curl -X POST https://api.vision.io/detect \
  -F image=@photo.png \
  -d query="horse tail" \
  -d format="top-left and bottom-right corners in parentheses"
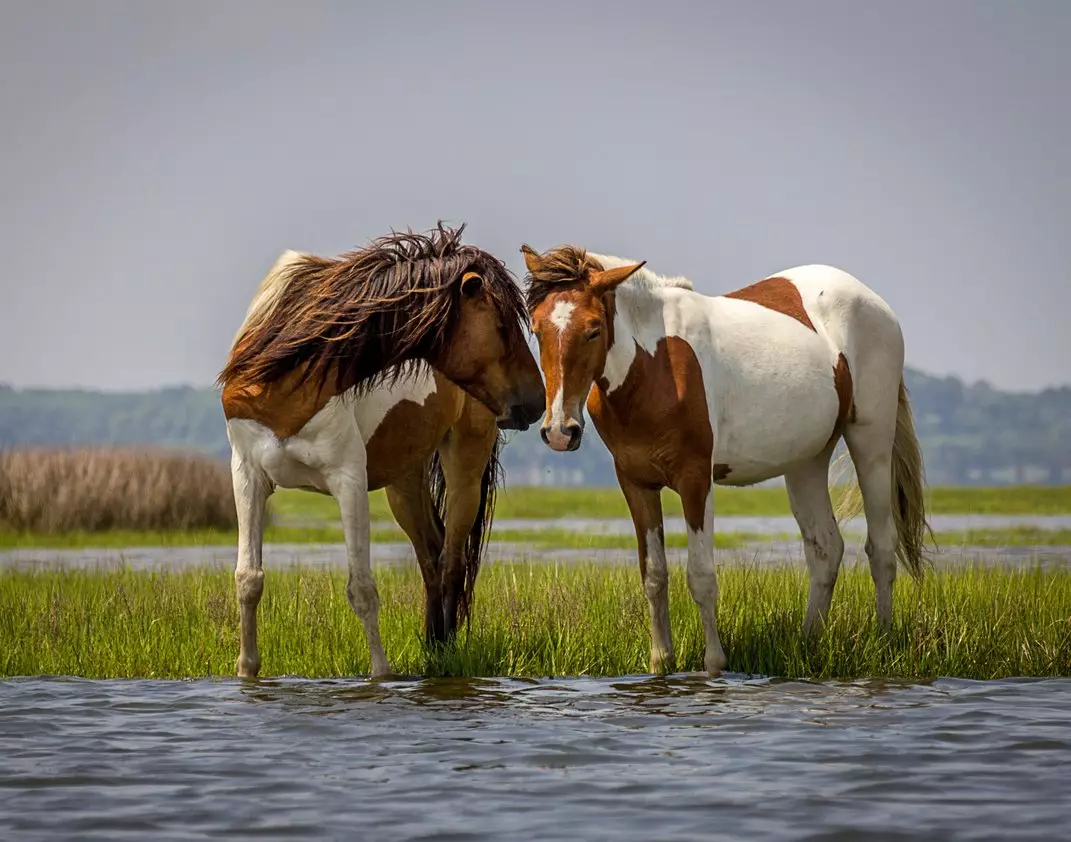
top-left (887, 378), bottom-right (935, 579)
top-left (833, 377), bottom-right (935, 580)
top-left (428, 431), bottom-right (504, 628)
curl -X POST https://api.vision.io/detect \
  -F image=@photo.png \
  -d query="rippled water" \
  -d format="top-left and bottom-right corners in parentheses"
top-left (2, 675), bottom-right (1069, 841)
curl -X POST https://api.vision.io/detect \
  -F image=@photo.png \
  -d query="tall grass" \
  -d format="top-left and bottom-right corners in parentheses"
top-left (0, 447), bottom-right (241, 532)
top-left (3, 562), bottom-right (1068, 680)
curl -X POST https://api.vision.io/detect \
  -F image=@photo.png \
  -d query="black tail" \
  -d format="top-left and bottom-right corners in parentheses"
top-left (428, 432), bottom-right (504, 629)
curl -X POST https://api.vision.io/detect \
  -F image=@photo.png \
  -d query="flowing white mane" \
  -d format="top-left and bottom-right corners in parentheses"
top-left (587, 252), bottom-right (694, 291)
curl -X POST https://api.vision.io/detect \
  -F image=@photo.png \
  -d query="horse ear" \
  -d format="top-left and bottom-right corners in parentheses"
top-left (520, 244), bottom-right (542, 275)
top-left (590, 261), bottom-right (646, 293)
top-left (460, 271), bottom-right (483, 298)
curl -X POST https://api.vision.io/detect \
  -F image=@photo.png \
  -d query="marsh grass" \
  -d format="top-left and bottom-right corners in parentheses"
top-left (0, 447), bottom-right (241, 532)
top-left (3, 562), bottom-right (1068, 680)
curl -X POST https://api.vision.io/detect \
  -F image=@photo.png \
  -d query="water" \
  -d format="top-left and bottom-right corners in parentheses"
top-left (2, 675), bottom-right (1069, 841)
top-left (5, 538), bottom-right (1071, 573)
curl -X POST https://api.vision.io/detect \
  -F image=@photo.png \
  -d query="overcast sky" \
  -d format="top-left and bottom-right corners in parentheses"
top-left (1, 1), bottom-right (1068, 392)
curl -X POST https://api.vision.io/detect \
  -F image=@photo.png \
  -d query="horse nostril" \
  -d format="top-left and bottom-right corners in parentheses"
top-left (540, 427), bottom-right (550, 445)
top-left (564, 422), bottom-right (582, 449)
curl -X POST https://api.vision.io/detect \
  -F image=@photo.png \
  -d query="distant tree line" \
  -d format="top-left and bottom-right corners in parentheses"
top-left (2, 367), bottom-right (1069, 486)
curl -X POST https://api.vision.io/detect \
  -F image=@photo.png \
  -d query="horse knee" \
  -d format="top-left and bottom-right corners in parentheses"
top-left (686, 562), bottom-right (717, 603)
top-left (644, 561), bottom-right (669, 602)
top-left (235, 568), bottom-right (264, 607)
top-left (347, 575), bottom-right (380, 617)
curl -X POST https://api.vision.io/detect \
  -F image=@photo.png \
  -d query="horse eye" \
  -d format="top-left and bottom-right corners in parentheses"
top-left (586, 329), bottom-right (601, 342)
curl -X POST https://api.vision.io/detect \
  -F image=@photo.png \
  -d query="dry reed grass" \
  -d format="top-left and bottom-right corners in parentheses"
top-left (0, 447), bottom-right (239, 532)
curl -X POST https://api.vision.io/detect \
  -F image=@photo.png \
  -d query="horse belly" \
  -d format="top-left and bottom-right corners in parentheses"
top-left (709, 341), bottom-right (840, 484)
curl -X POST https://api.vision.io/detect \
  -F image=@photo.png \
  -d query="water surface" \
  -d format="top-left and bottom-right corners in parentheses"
top-left (2, 675), bottom-right (1069, 841)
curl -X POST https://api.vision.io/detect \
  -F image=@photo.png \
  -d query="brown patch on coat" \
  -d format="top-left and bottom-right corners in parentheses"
top-left (723, 276), bottom-right (817, 333)
top-left (365, 371), bottom-right (466, 489)
top-left (712, 463), bottom-right (732, 482)
top-left (587, 336), bottom-right (714, 533)
top-left (827, 352), bottom-right (856, 447)
top-left (221, 363), bottom-right (340, 440)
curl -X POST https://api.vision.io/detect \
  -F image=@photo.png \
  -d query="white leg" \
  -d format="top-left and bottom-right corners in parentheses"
top-left (683, 484), bottom-right (728, 677)
top-left (785, 453), bottom-right (845, 635)
top-left (618, 475), bottom-right (674, 674)
top-left (231, 451), bottom-right (270, 679)
top-left (644, 528), bottom-right (676, 674)
top-left (844, 428), bottom-right (898, 630)
top-left (328, 460), bottom-right (390, 678)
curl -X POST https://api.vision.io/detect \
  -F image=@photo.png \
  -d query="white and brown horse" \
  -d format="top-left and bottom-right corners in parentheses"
top-left (522, 244), bottom-right (933, 677)
top-left (217, 224), bottom-right (543, 679)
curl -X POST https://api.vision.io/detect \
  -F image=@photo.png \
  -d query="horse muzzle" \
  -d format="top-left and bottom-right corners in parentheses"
top-left (497, 386), bottom-right (545, 431)
top-left (540, 419), bottom-right (584, 452)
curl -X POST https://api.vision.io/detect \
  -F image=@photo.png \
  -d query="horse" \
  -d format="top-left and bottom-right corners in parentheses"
top-left (217, 223), bottom-right (544, 679)
top-left (521, 243), bottom-right (934, 677)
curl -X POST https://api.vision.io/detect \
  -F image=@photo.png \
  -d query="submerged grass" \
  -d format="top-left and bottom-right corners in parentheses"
top-left (272, 484), bottom-right (1071, 524)
top-left (3, 563), bottom-right (1068, 681)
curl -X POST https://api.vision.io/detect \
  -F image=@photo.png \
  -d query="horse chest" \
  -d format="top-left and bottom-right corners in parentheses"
top-left (588, 389), bottom-right (713, 490)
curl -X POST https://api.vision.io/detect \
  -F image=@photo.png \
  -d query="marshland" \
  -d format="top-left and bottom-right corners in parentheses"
top-left (3, 447), bottom-right (1070, 681)
top-left (5, 5), bottom-right (1071, 840)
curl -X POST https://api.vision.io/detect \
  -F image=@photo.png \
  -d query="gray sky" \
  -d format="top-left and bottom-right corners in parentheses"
top-left (1, 0), bottom-right (1068, 392)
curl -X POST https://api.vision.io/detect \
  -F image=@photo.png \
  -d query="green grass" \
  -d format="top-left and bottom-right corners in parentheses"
top-left (0, 526), bottom-right (764, 551)
top-left (271, 484), bottom-right (1071, 524)
top-left (3, 562), bottom-right (1068, 681)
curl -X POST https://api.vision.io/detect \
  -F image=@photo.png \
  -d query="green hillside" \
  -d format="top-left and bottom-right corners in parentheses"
top-left (2, 368), bottom-right (1069, 486)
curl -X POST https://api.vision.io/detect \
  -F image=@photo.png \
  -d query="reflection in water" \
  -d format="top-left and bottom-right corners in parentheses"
top-left (2, 674), bottom-right (1069, 841)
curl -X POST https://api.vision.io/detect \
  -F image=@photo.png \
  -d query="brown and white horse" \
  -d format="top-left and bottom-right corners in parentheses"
top-left (522, 244), bottom-right (933, 677)
top-left (217, 224), bottom-right (543, 679)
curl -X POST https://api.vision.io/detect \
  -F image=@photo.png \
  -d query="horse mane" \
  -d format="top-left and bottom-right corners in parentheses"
top-left (218, 222), bottom-right (527, 398)
top-left (523, 244), bottom-right (693, 314)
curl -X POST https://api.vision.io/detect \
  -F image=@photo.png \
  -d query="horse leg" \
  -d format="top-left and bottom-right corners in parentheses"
top-left (679, 476), bottom-right (728, 677)
top-left (231, 451), bottom-right (271, 678)
top-left (785, 449), bottom-right (845, 635)
top-left (327, 451), bottom-right (390, 678)
top-left (843, 424), bottom-right (898, 631)
top-left (437, 413), bottom-right (497, 639)
top-left (618, 473), bottom-right (674, 674)
top-left (385, 468), bottom-right (446, 644)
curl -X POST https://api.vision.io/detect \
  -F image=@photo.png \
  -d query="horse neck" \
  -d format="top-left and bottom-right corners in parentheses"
top-left (599, 284), bottom-right (665, 393)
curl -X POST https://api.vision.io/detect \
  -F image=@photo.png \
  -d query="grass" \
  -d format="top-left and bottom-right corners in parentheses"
top-left (0, 525), bottom-right (764, 551)
top-left (272, 484), bottom-right (1071, 524)
top-left (3, 562), bottom-right (1069, 681)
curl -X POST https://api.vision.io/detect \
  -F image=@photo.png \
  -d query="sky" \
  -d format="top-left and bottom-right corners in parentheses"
top-left (1, 0), bottom-right (1069, 392)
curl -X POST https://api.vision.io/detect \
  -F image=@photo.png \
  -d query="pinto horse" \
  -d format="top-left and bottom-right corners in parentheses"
top-left (522, 244), bottom-right (933, 677)
top-left (217, 224), bottom-right (543, 678)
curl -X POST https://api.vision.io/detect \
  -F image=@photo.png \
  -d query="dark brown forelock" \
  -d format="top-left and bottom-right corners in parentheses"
top-left (523, 245), bottom-right (605, 315)
top-left (218, 222), bottom-right (528, 397)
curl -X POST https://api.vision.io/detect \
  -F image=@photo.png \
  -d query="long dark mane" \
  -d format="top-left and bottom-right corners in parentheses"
top-left (218, 222), bottom-right (527, 397)
top-left (521, 244), bottom-right (603, 314)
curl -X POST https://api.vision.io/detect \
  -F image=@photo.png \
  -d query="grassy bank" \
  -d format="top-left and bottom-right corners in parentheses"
top-left (3, 563), bottom-right (1068, 681)
top-left (274, 484), bottom-right (1071, 524)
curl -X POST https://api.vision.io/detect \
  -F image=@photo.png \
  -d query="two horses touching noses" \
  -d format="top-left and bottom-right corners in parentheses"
top-left (218, 221), bottom-right (934, 681)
